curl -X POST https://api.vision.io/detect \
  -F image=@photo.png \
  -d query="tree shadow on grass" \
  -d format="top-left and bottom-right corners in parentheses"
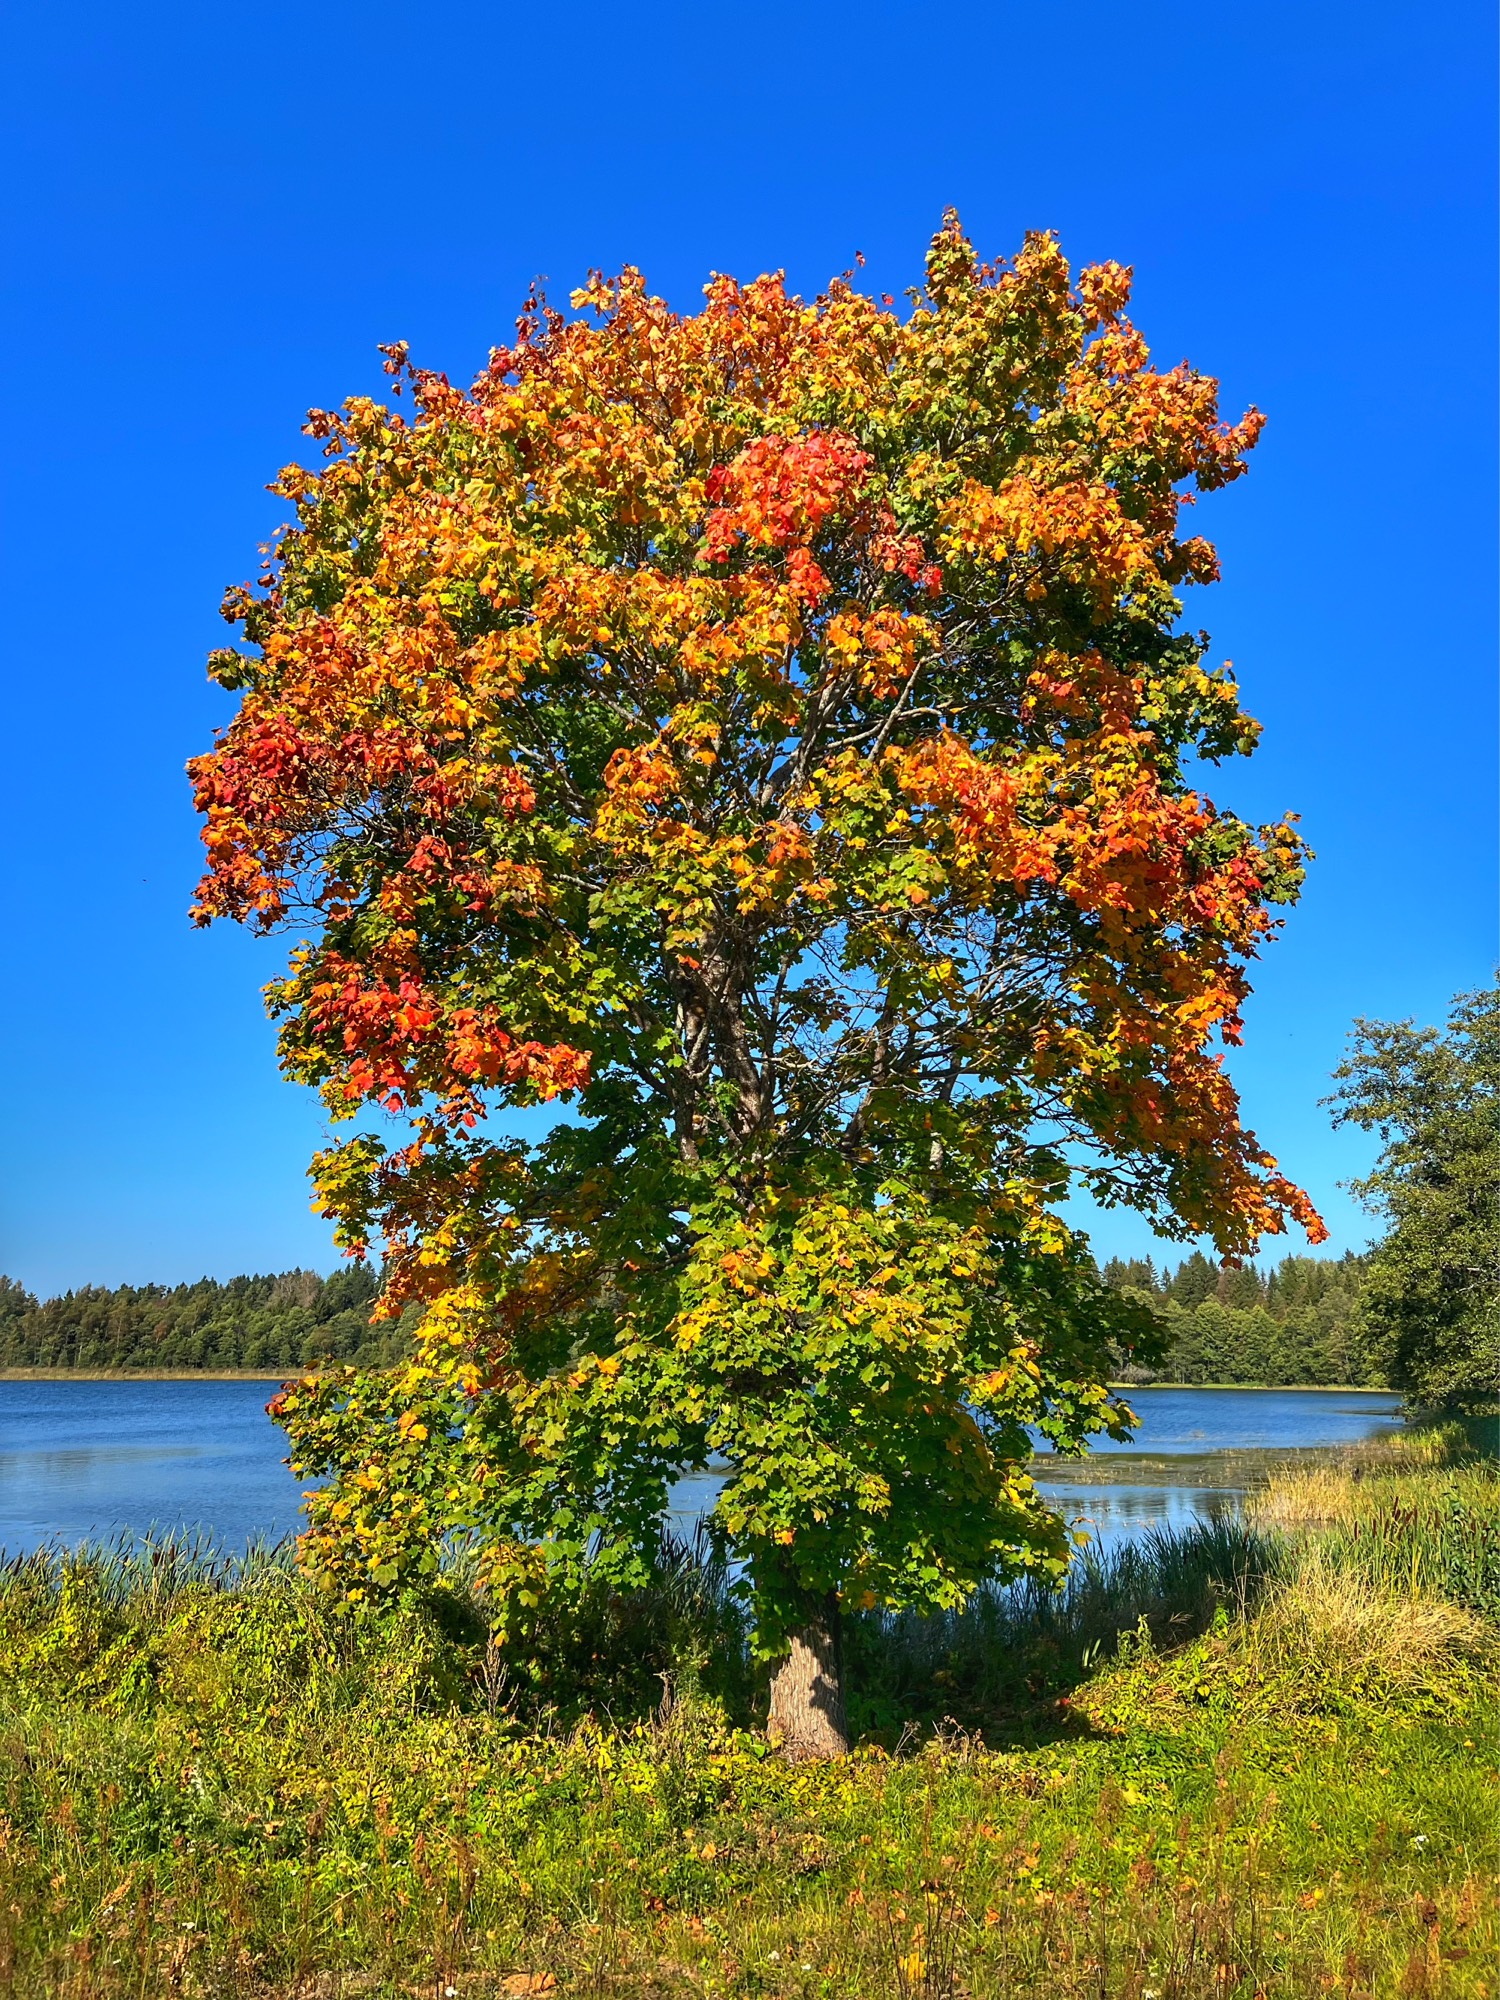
top-left (841, 1516), bottom-right (1283, 1751)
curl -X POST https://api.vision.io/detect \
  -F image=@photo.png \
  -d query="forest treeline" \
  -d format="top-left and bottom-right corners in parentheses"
top-left (0, 1250), bottom-right (1382, 1386)
top-left (0, 1268), bottom-right (406, 1374)
top-left (1102, 1250), bottom-right (1382, 1387)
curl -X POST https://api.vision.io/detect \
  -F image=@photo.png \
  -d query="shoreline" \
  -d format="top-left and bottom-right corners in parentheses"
top-left (0, 1370), bottom-right (1397, 1393)
top-left (0, 1369), bottom-right (294, 1382)
top-left (1110, 1381), bottom-right (1396, 1395)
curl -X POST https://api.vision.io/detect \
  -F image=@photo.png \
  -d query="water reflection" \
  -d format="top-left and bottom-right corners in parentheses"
top-left (1034, 1477), bottom-right (1238, 1546)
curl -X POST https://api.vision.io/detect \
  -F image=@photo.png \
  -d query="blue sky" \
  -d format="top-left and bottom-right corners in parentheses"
top-left (1, 0), bottom-right (1494, 1297)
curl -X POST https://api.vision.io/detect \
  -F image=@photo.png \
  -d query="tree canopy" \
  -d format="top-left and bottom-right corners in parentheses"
top-left (190, 216), bottom-right (1322, 1754)
top-left (1329, 986), bottom-right (1499, 1412)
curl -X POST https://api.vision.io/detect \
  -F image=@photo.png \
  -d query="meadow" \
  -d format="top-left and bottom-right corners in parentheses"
top-left (1, 1432), bottom-right (1496, 2000)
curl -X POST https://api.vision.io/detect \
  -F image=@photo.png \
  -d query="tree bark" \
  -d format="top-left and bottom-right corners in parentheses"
top-left (767, 1593), bottom-right (849, 1761)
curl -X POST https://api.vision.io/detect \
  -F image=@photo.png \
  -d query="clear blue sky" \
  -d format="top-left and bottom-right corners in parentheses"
top-left (2, 0), bottom-right (1494, 1297)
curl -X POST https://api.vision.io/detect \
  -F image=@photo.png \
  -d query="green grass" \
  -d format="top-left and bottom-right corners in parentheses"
top-left (1, 1457), bottom-right (1497, 1998)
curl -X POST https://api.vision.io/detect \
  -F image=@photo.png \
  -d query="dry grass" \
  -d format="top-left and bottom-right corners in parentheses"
top-left (1235, 1432), bottom-right (1500, 1709)
top-left (1246, 1446), bottom-right (1500, 1634)
top-left (1248, 1462), bottom-right (1358, 1529)
top-left (1246, 1542), bottom-right (1495, 1694)
top-left (1248, 1424), bottom-right (1472, 1530)
top-left (1247, 1429), bottom-right (1491, 1535)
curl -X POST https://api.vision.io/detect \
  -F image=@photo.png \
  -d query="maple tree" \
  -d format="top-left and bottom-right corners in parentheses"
top-left (192, 216), bottom-right (1324, 1757)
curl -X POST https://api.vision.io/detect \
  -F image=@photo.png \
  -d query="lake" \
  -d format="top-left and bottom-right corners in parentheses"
top-left (0, 1378), bottom-right (1405, 1559)
top-left (1029, 1384), bottom-right (1406, 1543)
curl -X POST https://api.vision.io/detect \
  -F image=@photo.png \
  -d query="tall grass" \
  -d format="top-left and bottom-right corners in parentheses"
top-left (0, 1524), bottom-right (754, 1730)
top-left (1249, 1458), bottom-right (1500, 1621)
top-left (0, 1515), bottom-right (1280, 1741)
top-left (0, 1527), bottom-right (296, 1608)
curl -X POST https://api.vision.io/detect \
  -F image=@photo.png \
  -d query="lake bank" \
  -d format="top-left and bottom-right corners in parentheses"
top-left (1113, 1379), bottom-right (1393, 1393)
top-left (0, 1367), bottom-right (291, 1381)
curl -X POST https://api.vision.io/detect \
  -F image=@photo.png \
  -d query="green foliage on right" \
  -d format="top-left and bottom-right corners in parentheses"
top-left (1329, 985), bottom-right (1500, 1412)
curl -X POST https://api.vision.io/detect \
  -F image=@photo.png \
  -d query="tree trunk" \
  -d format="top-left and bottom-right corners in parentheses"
top-left (767, 1593), bottom-right (849, 1761)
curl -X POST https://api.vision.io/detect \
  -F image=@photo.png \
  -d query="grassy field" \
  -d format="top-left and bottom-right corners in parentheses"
top-left (1, 1434), bottom-right (1496, 1998)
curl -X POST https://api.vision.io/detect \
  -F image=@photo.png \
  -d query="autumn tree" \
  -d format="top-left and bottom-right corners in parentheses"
top-left (191, 217), bottom-right (1323, 1758)
top-left (1329, 986), bottom-right (1499, 1412)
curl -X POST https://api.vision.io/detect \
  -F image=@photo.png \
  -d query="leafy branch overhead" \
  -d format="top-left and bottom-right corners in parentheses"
top-left (190, 216), bottom-right (1323, 1710)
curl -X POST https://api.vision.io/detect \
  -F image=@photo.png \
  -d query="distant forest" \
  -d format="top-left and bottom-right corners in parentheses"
top-left (1, 1248), bottom-right (1382, 1386)
top-left (0, 1268), bottom-right (406, 1374)
top-left (1102, 1250), bottom-right (1383, 1387)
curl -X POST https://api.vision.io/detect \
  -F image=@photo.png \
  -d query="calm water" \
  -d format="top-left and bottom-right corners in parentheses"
top-left (0, 1379), bottom-right (305, 1556)
top-left (1030, 1385), bottom-right (1405, 1544)
top-left (0, 1378), bottom-right (1404, 1558)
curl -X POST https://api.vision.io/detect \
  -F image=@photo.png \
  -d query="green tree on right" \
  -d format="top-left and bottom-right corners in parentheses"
top-left (1329, 986), bottom-right (1500, 1413)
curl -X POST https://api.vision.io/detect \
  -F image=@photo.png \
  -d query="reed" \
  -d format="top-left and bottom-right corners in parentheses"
top-left (1249, 1457), bottom-right (1500, 1621)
